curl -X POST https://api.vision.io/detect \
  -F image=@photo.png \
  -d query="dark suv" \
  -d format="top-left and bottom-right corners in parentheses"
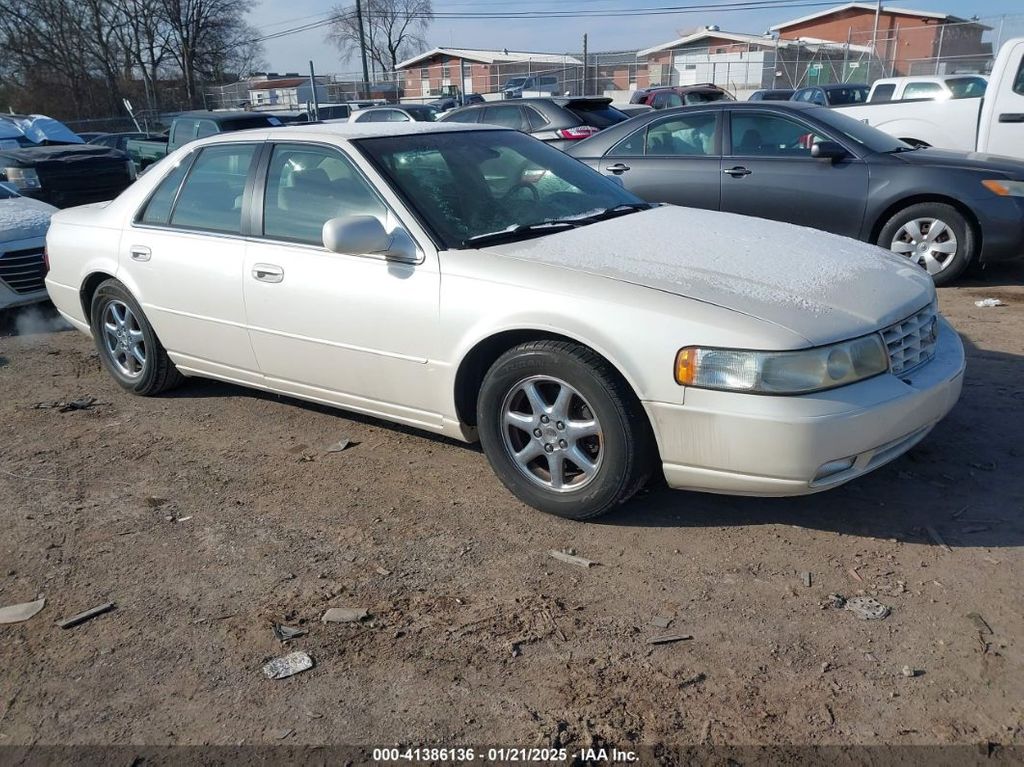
top-left (630, 83), bottom-right (733, 109)
top-left (438, 97), bottom-right (629, 149)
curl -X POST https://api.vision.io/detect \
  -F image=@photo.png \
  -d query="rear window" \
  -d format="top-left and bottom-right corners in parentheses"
top-left (684, 90), bottom-right (728, 105)
top-left (947, 77), bottom-right (987, 99)
top-left (565, 103), bottom-right (628, 128)
top-left (870, 83), bottom-right (896, 102)
top-left (828, 87), bottom-right (869, 105)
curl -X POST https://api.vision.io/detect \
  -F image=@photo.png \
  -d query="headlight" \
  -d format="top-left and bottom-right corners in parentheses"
top-left (675, 334), bottom-right (889, 394)
top-left (3, 167), bottom-right (41, 191)
top-left (981, 179), bottom-right (1024, 197)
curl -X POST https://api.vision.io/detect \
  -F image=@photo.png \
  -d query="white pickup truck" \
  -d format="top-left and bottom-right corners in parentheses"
top-left (835, 37), bottom-right (1024, 158)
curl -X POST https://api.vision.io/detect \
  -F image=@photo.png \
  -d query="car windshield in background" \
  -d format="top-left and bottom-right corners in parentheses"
top-left (404, 105), bottom-right (439, 122)
top-left (947, 77), bottom-right (988, 98)
top-left (565, 103), bottom-right (628, 128)
top-left (356, 129), bottom-right (646, 249)
top-left (811, 106), bottom-right (911, 153)
top-left (829, 87), bottom-right (870, 105)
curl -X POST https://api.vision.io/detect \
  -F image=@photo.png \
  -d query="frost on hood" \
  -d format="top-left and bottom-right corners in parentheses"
top-left (0, 197), bottom-right (54, 243)
top-left (493, 205), bottom-right (931, 319)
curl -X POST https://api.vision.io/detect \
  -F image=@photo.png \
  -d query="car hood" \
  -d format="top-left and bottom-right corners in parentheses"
top-left (894, 146), bottom-right (1024, 176)
top-left (482, 206), bottom-right (934, 347)
top-left (0, 196), bottom-right (55, 242)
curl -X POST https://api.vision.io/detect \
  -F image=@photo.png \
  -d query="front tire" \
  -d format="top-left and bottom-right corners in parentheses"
top-left (477, 340), bottom-right (655, 520)
top-left (90, 279), bottom-right (184, 396)
top-left (878, 202), bottom-right (974, 286)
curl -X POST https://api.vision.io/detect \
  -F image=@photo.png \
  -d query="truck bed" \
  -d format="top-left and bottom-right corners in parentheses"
top-left (835, 97), bottom-right (982, 151)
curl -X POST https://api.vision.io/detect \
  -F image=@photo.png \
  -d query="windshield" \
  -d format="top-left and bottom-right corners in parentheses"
top-left (827, 87), bottom-right (869, 105)
top-left (356, 129), bottom-right (644, 249)
top-left (947, 76), bottom-right (987, 99)
top-left (405, 105), bottom-right (439, 122)
top-left (811, 106), bottom-right (911, 153)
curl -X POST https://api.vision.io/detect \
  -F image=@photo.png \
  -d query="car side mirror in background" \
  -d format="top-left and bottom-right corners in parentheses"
top-left (811, 141), bottom-right (848, 161)
top-left (322, 216), bottom-right (418, 263)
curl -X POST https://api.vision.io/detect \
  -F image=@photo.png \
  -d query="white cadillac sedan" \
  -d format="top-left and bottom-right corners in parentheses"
top-left (44, 122), bottom-right (965, 519)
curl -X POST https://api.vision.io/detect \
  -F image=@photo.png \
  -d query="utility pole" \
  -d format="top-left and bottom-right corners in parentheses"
top-left (582, 33), bottom-right (588, 96)
top-left (355, 0), bottom-right (371, 99)
top-left (308, 60), bottom-right (319, 120)
top-left (870, 0), bottom-right (882, 55)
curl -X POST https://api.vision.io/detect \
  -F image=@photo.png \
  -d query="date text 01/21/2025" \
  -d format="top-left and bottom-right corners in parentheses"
top-left (371, 747), bottom-right (639, 762)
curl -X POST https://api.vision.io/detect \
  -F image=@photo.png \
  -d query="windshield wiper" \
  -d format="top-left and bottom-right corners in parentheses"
top-left (461, 203), bottom-right (652, 248)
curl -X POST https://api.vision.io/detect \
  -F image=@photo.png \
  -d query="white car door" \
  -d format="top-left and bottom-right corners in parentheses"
top-left (242, 141), bottom-right (443, 429)
top-left (978, 38), bottom-right (1024, 155)
top-left (124, 142), bottom-right (261, 381)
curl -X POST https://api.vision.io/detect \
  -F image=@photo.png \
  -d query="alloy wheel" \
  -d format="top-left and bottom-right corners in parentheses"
top-left (102, 299), bottom-right (147, 379)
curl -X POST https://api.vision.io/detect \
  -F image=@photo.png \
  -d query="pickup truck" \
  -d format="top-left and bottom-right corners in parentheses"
top-left (0, 114), bottom-right (135, 209)
top-left (125, 111), bottom-right (283, 170)
top-left (836, 37), bottom-right (1024, 157)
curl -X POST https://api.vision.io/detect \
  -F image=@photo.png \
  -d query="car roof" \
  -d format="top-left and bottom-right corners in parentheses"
top-left (177, 110), bottom-right (277, 122)
top-left (195, 121), bottom-right (505, 146)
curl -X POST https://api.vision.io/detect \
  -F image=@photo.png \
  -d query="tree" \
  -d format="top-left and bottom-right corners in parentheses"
top-left (327, 0), bottom-right (432, 79)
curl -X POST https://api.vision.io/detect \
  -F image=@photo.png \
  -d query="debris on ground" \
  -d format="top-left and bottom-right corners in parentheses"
top-left (262, 651), bottom-right (313, 680)
top-left (647, 632), bottom-right (693, 645)
top-left (325, 438), bottom-right (354, 453)
top-left (844, 596), bottom-right (891, 621)
top-left (322, 607), bottom-right (368, 623)
top-left (801, 571), bottom-right (812, 588)
top-left (901, 665), bottom-right (920, 678)
top-left (822, 593), bottom-right (847, 609)
top-left (679, 672), bottom-right (706, 688)
top-left (967, 613), bottom-right (993, 635)
top-left (273, 624), bottom-right (308, 642)
top-left (175, 516), bottom-right (192, 523)
top-left (973, 298), bottom-right (1006, 308)
top-left (548, 549), bottom-right (596, 568)
top-left (925, 525), bottom-right (952, 553)
top-left (651, 615), bottom-right (673, 629)
top-left (144, 496), bottom-right (169, 508)
top-left (59, 396), bottom-right (97, 413)
top-left (0, 597), bottom-right (45, 624)
top-left (269, 728), bottom-right (293, 740)
top-left (57, 601), bottom-right (116, 629)
top-left (375, 565), bottom-right (391, 576)
top-left (847, 567), bottom-right (864, 582)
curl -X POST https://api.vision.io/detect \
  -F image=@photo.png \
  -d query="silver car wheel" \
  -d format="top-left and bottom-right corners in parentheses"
top-left (500, 375), bottom-right (603, 493)
top-left (889, 218), bottom-right (958, 276)
top-left (102, 300), bottom-right (147, 379)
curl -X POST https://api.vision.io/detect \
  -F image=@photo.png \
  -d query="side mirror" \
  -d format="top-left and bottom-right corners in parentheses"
top-left (811, 140), bottom-right (848, 161)
top-left (322, 215), bottom-right (417, 263)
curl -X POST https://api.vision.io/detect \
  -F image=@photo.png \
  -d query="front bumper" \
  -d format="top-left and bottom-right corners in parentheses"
top-left (645, 317), bottom-right (965, 496)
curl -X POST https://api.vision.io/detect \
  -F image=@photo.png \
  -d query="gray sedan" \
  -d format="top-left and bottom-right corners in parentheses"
top-left (566, 101), bottom-right (1024, 285)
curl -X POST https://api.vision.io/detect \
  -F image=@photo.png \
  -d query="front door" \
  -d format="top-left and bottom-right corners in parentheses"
top-left (594, 111), bottom-right (723, 211)
top-left (719, 109), bottom-right (868, 238)
top-left (242, 142), bottom-right (442, 428)
top-left (122, 142), bottom-right (261, 380)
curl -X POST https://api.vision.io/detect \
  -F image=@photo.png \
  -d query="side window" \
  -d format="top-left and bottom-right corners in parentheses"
top-left (1015, 58), bottom-right (1024, 95)
top-left (263, 143), bottom-right (387, 246)
top-left (481, 105), bottom-right (528, 130)
top-left (444, 109), bottom-right (480, 124)
top-left (169, 119), bottom-right (198, 146)
top-left (730, 113), bottom-right (825, 157)
top-left (138, 155), bottom-right (194, 225)
top-left (386, 110), bottom-right (411, 122)
top-left (169, 143), bottom-right (256, 234)
top-left (811, 90), bottom-right (827, 105)
top-left (646, 113), bottom-right (718, 156)
top-left (902, 82), bottom-right (943, 100)
top-left (652, 92), bottom-right (682, 109)
top-left (871, 83), bottom-right (896, 102)
top-left (609, 128), bottom-right (646, 156)
top-left (195, 120), bottom-right (219, 139)
top-left (524, 107), bottom-right (549, 130)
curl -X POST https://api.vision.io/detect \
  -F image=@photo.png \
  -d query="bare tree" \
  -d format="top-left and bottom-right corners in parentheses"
top-left (327, 0), bottom-right (432, 78)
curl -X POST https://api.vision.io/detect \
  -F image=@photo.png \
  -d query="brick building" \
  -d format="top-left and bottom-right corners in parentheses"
top-left (770, 3), bottom-right (991, 76)
top-left (394, 47), bottom-right (581, 99)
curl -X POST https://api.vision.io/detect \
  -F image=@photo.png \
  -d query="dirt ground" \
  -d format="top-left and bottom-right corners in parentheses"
top-left (0, 265), bottom-right (1022, 760)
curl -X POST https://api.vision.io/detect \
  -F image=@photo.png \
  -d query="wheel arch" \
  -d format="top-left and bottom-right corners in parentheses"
top-left (80, 271), bottom-right (117, 324)
top-left (452, 328), bottom-right (646, 429)
top-left (870, 194), bottom-right (982, 253)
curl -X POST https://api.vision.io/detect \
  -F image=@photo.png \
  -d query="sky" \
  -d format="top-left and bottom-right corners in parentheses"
top-left (252, 0), bottom-right (1024, 75)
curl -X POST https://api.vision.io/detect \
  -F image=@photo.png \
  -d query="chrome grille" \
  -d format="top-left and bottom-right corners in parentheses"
top-left (0, 247), bottom-right (47, 295)
top-left (882, 302), bottom-right (938, 375)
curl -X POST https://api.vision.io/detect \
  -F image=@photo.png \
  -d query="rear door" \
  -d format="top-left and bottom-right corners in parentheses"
top-left (719, 108), bottom-right (868, 237)
top-left (123, 142), bottom-right (261, 379)
top-left (590, 111), bottom-right (723, 210)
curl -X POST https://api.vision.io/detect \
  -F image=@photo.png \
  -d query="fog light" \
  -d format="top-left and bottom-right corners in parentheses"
top-left (814, 456), bottom-right (856, 481)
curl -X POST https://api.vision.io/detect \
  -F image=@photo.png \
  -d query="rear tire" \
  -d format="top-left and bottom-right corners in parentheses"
top-left (877, 202), bottom-right (973, 287)
top-left (90, 279), bottom-right (184, 396)
top-left (477, 340), bottom-right (655, 520)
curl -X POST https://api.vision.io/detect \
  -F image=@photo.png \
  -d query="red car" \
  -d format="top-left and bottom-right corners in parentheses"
top-left (630, 83), bottom-right (734, 110)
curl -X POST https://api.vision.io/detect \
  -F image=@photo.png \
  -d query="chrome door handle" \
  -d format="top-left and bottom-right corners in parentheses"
top-left (129, 246), bottom-right (151, 262)
top-left (723, 166), bottom-right (752, 177)
top-left (605, 163), bottom-right (630, 174)
top-left (252, 263), bottom-right (284, 283)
